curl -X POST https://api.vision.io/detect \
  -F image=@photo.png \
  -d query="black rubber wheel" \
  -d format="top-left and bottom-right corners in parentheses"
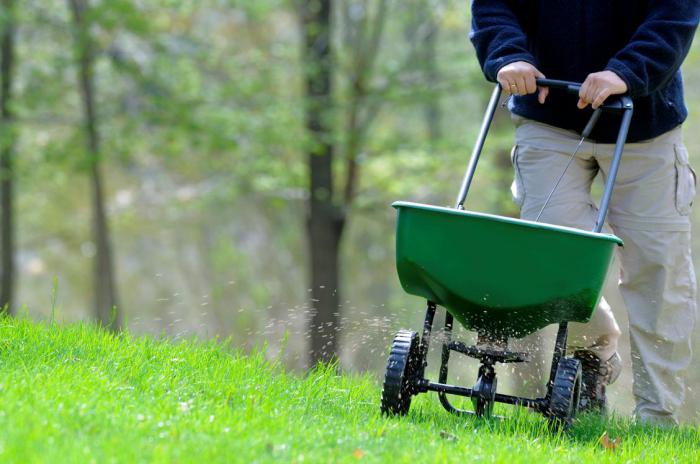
top-left (380, 330), bottom-right (420, 416)
top-left (547, 357), bottom-right (582, 429)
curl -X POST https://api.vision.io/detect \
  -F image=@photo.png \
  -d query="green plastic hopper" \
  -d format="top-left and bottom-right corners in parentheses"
top-left (393, 201), bottom-right (623, 338)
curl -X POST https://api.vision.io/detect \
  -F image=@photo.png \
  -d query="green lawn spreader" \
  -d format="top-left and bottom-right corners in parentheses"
top-left (380, 80), bottom-right (634, 427)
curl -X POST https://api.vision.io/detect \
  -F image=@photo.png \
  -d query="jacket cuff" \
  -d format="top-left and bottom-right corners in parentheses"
top-left (485, 53), bottom-right (539, 82)
top-left (605, 60), bottom-right (642, 97)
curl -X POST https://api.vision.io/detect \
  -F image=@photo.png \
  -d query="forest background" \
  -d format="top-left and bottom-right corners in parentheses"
top-left (2, 0), bottom-right (700, 423)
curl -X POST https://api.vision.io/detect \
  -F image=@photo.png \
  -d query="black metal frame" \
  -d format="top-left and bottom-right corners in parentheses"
top-left (411, 301), bottom-right (548, 415)
top-left (407, 80), bottom-right (634, 417)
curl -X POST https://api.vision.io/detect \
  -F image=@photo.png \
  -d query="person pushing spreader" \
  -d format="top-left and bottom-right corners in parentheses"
top-left (380, 81), bottom-right (631, 427)
top-left (380, 1), bottom-right (700, 427)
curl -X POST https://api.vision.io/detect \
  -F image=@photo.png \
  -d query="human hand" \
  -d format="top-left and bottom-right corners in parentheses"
top-left (497, 61), bottom-right (549, 104)
top-left (577, 71), bottom-right (628, 109)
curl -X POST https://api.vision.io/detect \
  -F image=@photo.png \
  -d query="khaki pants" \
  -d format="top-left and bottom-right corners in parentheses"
top-left (511, 116), bottom-right (697, 425)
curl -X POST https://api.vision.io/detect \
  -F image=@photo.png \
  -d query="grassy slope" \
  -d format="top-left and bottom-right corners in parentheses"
top-left (0, 319), bottom-right (697, 463)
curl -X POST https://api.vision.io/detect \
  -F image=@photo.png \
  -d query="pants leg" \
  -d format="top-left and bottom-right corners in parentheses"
top-left (595, 127), bottom-right (697, 425)
top-left (512, 119), bottom-right (621, 365)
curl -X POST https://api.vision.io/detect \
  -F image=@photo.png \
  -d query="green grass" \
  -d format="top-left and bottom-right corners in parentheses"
top-left (0, 318), bottom-right (698, 463)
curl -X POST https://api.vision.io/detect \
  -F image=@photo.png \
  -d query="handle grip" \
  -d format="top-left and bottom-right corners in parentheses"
top-left (534, 78), bottom-right (633, 112)
top-left (535, 78), bottom-right (581, 94)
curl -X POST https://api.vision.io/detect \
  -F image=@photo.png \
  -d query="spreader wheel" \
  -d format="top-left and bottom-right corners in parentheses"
top-left (548, 357), bottom-right (582, 428)
top-left (380, 330), bottom-right (420, 416)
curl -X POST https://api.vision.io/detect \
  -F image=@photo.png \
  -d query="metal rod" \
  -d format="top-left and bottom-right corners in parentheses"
top-left (437, 395), bottom-right (474, 416)
top-left (425, 381), bottom-right (544, 408)
top-left (491, 393), bottom-right (542, 409)
top-left (547, 321), bottom-right (569, 398)
top-left (581, 108), bottom-right (602, 139)
top-left (594, 106), bottom-right (634, 232)
top-left (535, 137), bottom-right (585, 222)
top-left (455, 84), bottom-right (502, 209)
top-left (428, 381), bottom-right (474, 397)
top-left (437, 312), bottom-right (463, 413)
top-left (419, 301), bottom-right (437, 377)
top-left (535, 108), bottom-right (603, 222)
top-left (438, 312), bottom-right (454, 384)
top-left (448, 341), bottom-right (529, 363)
top-left (535, 78), bottom-right (581, 94)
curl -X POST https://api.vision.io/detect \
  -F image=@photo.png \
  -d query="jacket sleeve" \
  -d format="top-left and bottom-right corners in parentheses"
top-left (605, 1), bottom-right (700, 97)
top-left (469, 0), bottom-right (537, 82)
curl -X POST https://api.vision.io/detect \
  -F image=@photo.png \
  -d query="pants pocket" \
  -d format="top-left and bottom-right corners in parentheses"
top-left (510, 144), bottom-right (526, 209)
top-left (674, 144), bottom-right (697, 216)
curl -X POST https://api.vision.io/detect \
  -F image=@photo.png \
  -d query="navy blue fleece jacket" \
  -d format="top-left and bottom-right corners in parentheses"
top-left (470, 1), bottom-right (700, 142)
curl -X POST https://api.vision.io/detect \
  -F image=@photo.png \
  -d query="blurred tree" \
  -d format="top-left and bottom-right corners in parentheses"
top-left (68, 0), bottom-right (121, 331)
top-left (301, 0), bottom-right (455, 365)
top-left (0, 0), bottom-right (16, 314)
top-left (300, 0), bottom-right (340, 365)
top-left (301, 0), bottom-right (398, 365)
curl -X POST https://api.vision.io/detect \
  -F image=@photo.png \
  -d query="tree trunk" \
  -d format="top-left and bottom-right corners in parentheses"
top-left (300, 0), bottom-right (344, 366)
top-left (0, 0), bottom-right (16, 314)
top-left (69, 0), bottom-right (121, 331)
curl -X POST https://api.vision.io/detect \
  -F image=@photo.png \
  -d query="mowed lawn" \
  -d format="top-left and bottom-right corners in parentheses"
top-left (0, 318), bottom-right (697, 463)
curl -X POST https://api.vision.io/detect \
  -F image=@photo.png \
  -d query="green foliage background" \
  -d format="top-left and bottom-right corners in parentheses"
top-left (5, 1), bottom-right (700, 423)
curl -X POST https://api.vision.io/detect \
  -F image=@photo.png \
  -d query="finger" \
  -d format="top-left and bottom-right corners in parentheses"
top-left (579, 81), bottom-right (591, 105)
top-left (501, 77), bottom-right (517, 95)
top-left (533, 69), bottom-right (547, 103)
top-left (498, 77), bottom-right (512, 95)
top-left (515, 76), bottom-right (527, 96)
top-left (576, 81), bottom-right (588, 108)
top-left (533, 70), bottom-right (546, 90)
top-left (576, 79), bottom-right (591, 109)
top-left (585, 85), bottom-right (598, 107)
top-left (524, 74), bottom-right (537, 94)
top-left (592, 88), bottom-right (611, 109)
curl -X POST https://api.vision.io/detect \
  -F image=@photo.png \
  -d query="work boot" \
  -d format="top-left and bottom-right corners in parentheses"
top-left (573, 350), bottom-right (622, 413)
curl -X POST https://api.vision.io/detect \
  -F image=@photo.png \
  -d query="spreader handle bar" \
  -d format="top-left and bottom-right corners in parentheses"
top-left (455, 84), bottom-right (502, 209)
top-left (536, 78), bottom-right (633, 113)
top-left (595, 105), bottom-right (633, 232)
top-left (535, 78), bottom-right (581, 94)
top-left (457, 82), bottom-right (634, 234)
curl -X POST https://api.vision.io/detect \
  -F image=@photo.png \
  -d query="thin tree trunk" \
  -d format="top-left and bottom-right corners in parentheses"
top-left (0, 0), bottom-right (16, 314)
top-left (68, 0), bottom-right (121, 331)
top-left (300, 0), bottom-right (344, 366)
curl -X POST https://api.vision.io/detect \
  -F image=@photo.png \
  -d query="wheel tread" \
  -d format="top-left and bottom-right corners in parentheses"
top-left (380, 330), bottom-right (419, 416)
top-left (548, 357), bottom-right (582, 428)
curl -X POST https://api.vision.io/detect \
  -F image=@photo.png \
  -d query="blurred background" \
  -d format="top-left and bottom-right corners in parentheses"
top-left (2, 0), bottom-right (700, 422)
